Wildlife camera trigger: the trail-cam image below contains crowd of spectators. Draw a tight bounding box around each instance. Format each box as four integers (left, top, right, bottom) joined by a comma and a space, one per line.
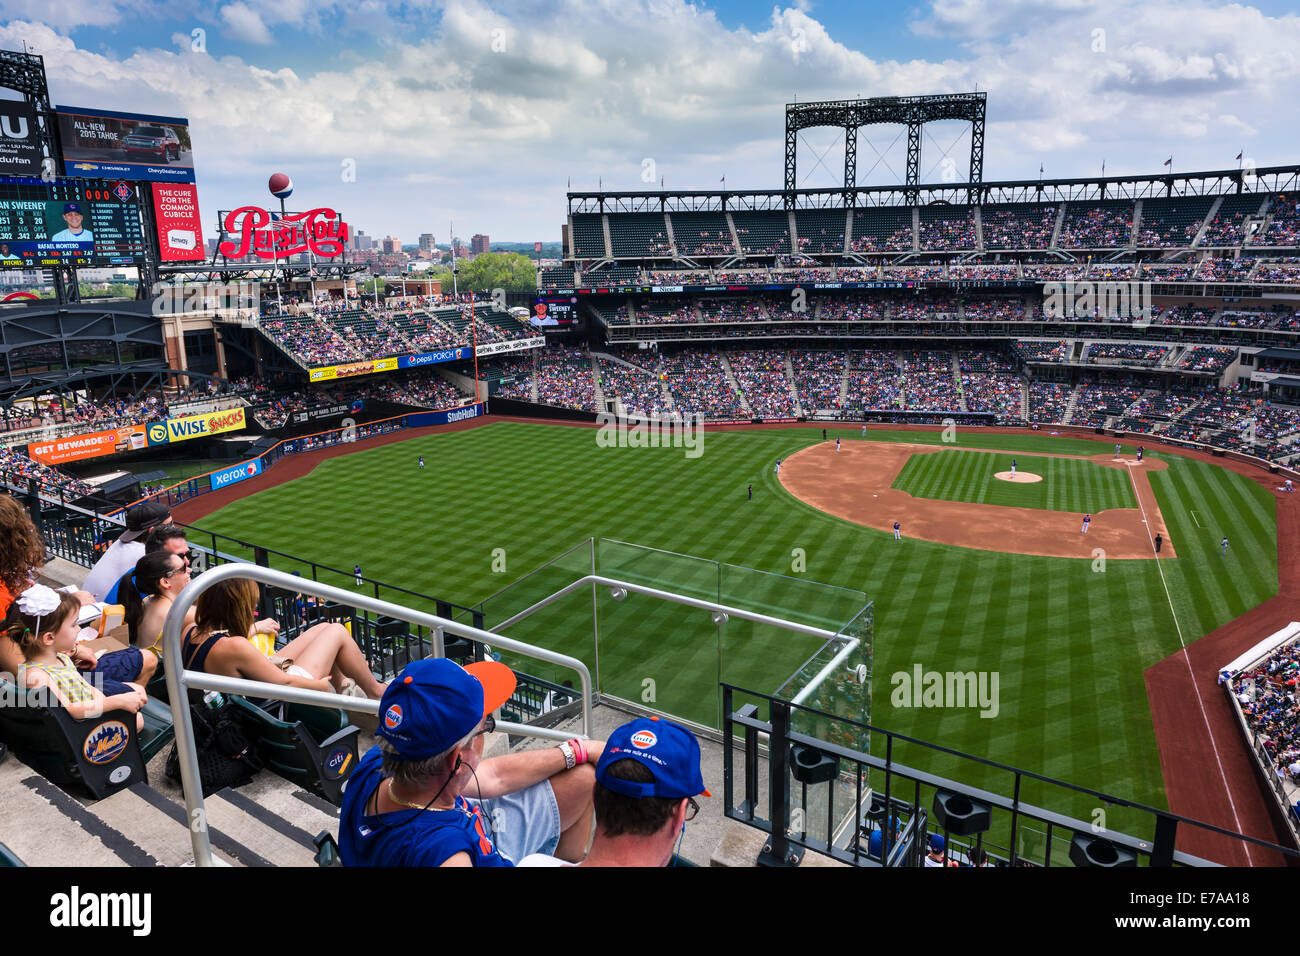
698, 299, 765, 323
1258, 194, 1300, 246
1028, 381, 1072, 421
729, 351, 796, 418
948, 264, 1021, 280
820, 297, 890, 321
1086, 343, 1169, 365
1013, 340, 1069, 363
1254, 260, 1300, 283
981, 206, 1057, 249
1070, 383, 1146, 426
660, 351, 747, 419
534, 348, 596, 411
1180, 346, 1236, 373
260, 302, 531, 367
1059, 204, 1133, 248
0, 448, 97, 497
917, 210, 977, 250
791, 350, 847, 411
596, 359, 667, 418
962, 373, 1023, 419
901, 351, 962, 411
962, 298, 1025, 321
1233, 641, 1300, 781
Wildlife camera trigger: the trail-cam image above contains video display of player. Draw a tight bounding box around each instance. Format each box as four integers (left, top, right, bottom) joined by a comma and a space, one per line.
531, 296, 577, 326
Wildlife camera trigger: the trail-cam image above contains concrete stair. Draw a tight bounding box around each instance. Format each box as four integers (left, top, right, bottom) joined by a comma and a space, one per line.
1192, 196, 1223, 248
719, 354, 753, 417
784, 352, 803, 416
1063, 386, 1081, 424
951, 353, 968, 413
1050, 203, 1066, 249
0, 747, 338, 866
591, 354, 606, 409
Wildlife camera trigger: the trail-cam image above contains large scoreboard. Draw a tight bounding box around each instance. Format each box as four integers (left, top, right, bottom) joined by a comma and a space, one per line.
0, 177, 146, 266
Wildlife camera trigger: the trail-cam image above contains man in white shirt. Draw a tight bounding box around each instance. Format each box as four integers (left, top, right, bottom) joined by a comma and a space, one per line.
518, 717, 708, 867
82, 501, 171, 601
50, 203, 93, 244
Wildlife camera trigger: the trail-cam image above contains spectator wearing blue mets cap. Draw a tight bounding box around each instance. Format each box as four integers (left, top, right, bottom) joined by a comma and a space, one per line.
338, 657, 604, 867
518, 716, 708, 867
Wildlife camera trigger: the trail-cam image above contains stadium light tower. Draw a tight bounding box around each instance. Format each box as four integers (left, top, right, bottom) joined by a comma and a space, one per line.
784, 93, 987, 205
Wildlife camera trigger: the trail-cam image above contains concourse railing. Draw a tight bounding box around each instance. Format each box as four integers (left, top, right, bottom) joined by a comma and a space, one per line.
161, 562, 594, 867
722, 685, 1300, 868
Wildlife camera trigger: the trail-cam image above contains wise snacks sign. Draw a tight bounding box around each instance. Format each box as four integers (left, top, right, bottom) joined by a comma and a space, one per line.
147, 408, 246, 446
218, 206, 349, 260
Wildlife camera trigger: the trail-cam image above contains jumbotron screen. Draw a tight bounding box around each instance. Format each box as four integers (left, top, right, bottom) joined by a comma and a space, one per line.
531, 295, 578, 326
0, 177, 146, 266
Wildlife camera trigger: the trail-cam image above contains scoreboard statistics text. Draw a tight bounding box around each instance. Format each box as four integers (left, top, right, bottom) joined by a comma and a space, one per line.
0, 178, 145, 266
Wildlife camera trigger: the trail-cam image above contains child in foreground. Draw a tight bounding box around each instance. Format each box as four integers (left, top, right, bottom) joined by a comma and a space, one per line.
10, 585, 146, 731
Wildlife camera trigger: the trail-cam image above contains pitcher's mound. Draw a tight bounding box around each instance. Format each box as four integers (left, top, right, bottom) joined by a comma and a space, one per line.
995, 471, 1042, 483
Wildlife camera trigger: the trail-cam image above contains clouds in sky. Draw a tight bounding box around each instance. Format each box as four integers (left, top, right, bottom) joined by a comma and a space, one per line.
3, 0, 1297, 239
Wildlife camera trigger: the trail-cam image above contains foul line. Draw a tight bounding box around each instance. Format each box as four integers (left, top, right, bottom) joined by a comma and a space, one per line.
1190, 510, 1203, 528
1125, 463, 1250, 863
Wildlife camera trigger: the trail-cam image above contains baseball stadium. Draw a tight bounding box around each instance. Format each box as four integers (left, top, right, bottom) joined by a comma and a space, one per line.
0, 18, 1298, 887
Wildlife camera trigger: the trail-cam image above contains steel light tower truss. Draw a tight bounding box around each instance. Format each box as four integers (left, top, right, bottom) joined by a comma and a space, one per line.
784, 93, 986, 205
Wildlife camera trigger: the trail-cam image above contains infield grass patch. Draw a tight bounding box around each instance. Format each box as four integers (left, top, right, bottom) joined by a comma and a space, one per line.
891, 447, 1136, 512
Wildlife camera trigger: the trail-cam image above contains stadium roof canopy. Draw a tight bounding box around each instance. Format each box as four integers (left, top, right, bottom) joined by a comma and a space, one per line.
1255, 347, 1300, 361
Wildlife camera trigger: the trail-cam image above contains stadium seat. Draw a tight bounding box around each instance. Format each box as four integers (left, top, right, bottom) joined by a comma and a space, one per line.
0, 842, 24, 867
0, 676, 173, 800
229, 696, 359, 806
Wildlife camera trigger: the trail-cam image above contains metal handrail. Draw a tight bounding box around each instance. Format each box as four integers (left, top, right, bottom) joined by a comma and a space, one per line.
494, 573, 846, 643
161, 562, 594, 867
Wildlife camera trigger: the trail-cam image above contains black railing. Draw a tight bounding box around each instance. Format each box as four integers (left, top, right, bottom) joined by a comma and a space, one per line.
19, 488, 490, 683
722, 685, 1300, 868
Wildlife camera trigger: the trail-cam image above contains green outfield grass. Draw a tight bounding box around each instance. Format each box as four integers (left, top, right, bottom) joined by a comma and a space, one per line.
892, 448, 1137, 512
194, 423, 1278, 841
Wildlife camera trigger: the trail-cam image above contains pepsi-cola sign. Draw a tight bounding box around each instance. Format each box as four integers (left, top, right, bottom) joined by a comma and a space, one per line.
218, 206, 349, 260
210, 459, 262, 489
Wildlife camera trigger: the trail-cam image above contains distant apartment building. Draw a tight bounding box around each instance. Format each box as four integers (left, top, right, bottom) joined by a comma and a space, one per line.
471, 234, 490, 255
419, 233, 436, 253
382, 235, 402, 254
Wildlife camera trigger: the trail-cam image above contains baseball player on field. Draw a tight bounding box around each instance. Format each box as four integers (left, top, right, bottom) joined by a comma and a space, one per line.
1081, 514, 1091, 534
1011, 458, 1017, 476
893, 521, 901, 541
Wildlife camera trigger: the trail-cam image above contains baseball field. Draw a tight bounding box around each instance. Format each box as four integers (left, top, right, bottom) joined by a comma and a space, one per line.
181, 418, 1280, 847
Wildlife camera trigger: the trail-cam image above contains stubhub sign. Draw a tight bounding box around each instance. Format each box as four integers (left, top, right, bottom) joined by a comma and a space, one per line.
210, 459, 261, 489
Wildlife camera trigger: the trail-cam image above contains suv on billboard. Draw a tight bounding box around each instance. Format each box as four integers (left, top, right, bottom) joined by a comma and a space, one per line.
122, 125, 181, 163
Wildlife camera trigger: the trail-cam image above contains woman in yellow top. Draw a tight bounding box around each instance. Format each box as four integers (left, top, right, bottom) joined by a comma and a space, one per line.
121, 550, 195, 659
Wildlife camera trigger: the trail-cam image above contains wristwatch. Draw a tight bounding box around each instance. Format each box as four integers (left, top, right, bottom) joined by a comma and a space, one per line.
557, 740, 576, 770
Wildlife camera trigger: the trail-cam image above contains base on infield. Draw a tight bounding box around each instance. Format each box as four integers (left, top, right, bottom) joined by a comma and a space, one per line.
994, 471, 1043, 483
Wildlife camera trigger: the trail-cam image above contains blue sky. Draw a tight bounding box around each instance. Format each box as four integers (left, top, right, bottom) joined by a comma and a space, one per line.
4, 0, 1299, 242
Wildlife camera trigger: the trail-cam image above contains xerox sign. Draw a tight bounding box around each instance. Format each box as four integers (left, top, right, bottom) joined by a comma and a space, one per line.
210, 459, 261, 489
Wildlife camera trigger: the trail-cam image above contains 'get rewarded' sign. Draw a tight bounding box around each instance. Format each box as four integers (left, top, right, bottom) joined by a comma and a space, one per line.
148, 407, 246, 446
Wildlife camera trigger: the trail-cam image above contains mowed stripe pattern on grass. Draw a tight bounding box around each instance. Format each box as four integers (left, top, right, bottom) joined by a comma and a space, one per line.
892, 448, 1136, 512
194, 423, 1279, 838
